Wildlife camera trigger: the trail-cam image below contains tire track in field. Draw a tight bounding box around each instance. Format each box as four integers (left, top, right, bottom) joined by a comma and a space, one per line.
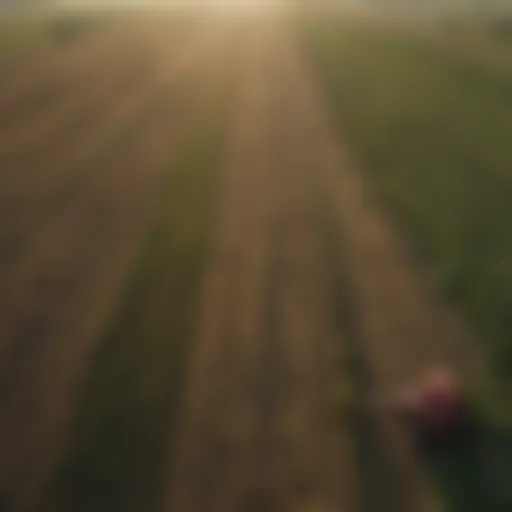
263, 33, 357, 512
0, 23, 234, 512
165, 26, 272, 511
166, 19, 355, 512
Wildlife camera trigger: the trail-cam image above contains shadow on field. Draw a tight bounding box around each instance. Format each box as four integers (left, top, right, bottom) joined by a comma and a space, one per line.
323, 205, 411, 512
425, 417, 512, 512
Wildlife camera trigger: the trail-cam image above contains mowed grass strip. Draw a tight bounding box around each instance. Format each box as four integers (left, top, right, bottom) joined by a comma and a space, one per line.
40, 121, 225, 512
303, 18, 512, 512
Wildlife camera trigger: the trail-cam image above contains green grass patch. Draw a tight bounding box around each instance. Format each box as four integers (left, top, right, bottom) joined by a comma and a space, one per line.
40, 119, 226, 512
303, 18, 512, 391
302, 17, 512, 512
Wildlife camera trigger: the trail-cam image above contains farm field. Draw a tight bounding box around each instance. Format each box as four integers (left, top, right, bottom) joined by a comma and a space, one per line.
0, 6, 511, 512
303, 13, 512, 511
0, 11, 238, 511
304, 15, 512, 404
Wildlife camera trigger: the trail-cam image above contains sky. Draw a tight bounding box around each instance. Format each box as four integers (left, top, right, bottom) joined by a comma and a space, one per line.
54, 0, 512, 8
1, 0, 506, 14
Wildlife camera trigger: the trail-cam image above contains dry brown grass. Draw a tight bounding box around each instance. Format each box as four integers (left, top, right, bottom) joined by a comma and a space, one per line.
0, 18, 230, 511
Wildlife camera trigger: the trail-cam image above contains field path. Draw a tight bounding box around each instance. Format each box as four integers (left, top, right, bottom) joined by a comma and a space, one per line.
166, 18, 356, 512
166, 15, 488, 512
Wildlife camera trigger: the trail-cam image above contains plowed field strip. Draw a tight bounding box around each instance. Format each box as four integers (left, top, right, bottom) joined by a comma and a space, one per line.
0, 23, 232, 512
166, 19, 356, 512
36, 20, 238, 512
0, 27, 221, 276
